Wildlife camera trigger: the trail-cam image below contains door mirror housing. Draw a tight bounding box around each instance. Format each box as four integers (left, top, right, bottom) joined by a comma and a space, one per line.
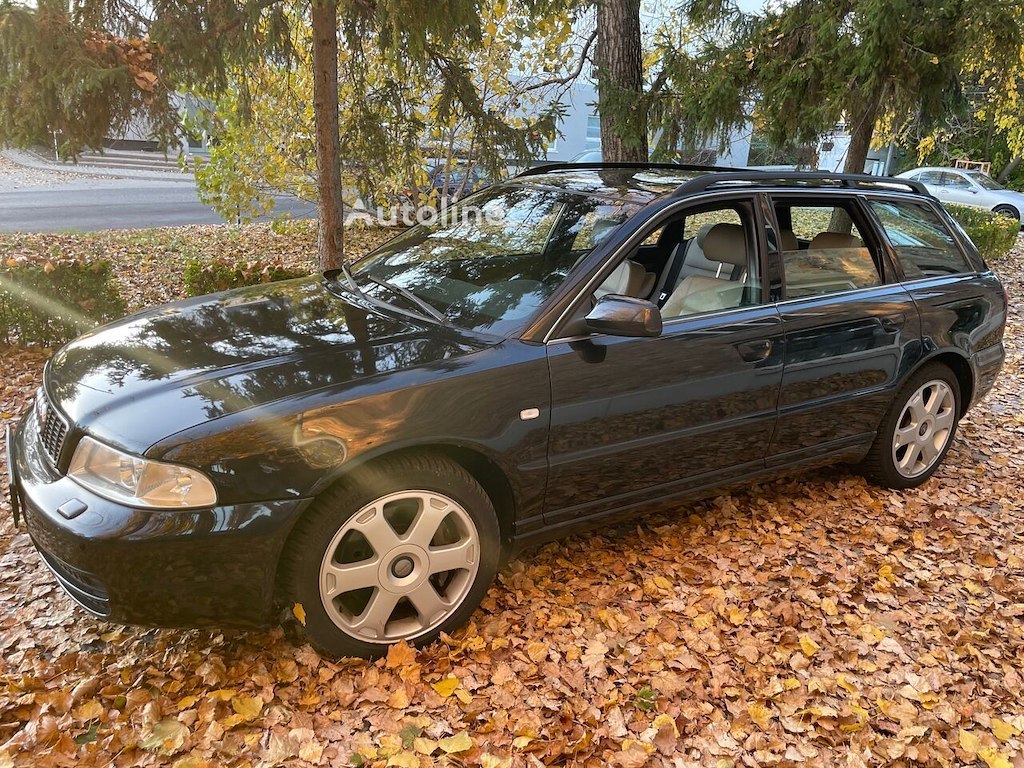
585, 295, 663, 338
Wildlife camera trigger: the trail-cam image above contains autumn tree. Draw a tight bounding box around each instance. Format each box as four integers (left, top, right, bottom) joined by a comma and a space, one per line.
0, 0, 554, 270
648, 0, 1024, 176
189, 0, 581, 222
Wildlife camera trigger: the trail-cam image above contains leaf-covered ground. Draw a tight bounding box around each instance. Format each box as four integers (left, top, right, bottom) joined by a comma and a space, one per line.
1, 229, 1023, 768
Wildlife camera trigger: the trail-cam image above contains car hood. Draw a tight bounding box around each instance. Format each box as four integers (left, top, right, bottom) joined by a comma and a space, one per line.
44, 276, 488, 452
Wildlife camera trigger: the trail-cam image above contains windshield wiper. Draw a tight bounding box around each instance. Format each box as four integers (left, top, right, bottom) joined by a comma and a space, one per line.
365, 275, 448, 325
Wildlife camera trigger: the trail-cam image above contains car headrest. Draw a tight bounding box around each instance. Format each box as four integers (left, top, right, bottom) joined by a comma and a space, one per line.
809, 232, 863, 250
779, 229, 799, 251
702, 223, 748, 267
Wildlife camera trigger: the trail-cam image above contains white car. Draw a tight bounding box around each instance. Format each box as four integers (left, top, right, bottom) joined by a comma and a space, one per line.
897, 166, 1024, 225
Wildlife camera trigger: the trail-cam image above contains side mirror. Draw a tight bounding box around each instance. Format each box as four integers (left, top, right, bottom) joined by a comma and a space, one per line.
585, 295, 663, 338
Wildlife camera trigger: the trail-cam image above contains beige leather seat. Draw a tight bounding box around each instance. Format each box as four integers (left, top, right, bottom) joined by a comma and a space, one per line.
662, 223, 748, 318
780, 229, 799, 251
809, 231, 863, 250
594, 259, 654, 300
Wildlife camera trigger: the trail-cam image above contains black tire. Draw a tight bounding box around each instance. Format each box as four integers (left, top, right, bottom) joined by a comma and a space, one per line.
857, 363, 961, 489
993, 204, 1020, 221
281, 454, 500, 658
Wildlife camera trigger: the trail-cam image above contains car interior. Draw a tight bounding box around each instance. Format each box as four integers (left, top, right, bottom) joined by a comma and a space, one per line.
589, 199, 886, 317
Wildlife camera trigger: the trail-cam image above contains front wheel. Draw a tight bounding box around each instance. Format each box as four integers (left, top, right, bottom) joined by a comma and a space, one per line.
282, 454, 500, 658
858, 364, 961, 489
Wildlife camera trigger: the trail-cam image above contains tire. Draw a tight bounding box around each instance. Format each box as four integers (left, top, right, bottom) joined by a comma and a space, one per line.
993, 204, 1019, 221
281, 454, 500, 658
857, 363, 961, 489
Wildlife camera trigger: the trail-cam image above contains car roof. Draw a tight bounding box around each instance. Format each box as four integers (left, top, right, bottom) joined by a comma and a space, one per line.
513, 163, 929, 204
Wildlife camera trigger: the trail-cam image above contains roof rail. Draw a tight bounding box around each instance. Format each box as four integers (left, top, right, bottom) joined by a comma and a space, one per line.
516, 161, 734, 178
672, 171, 929, 197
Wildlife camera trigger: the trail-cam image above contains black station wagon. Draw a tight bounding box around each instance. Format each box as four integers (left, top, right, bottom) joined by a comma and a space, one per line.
7, 164, 1007, 657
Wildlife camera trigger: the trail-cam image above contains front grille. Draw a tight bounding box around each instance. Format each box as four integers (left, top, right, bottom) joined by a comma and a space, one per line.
34, 388, 68, 468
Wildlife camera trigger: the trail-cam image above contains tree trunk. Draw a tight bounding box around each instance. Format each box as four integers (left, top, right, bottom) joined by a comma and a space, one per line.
842, 97, 880, 175
311, 0, 344, 271
595, 0, 646, 162
997, 157, 1021, 184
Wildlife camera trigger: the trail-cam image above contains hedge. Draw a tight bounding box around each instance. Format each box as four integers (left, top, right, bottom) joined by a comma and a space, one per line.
183, 258, 310, 297
944, 203, 1019, 263
0, 257, 126, 346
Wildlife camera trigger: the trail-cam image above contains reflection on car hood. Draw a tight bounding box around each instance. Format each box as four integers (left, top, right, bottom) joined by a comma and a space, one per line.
44, 276, 486, 451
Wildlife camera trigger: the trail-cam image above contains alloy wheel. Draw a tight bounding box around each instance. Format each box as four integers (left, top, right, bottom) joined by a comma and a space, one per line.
318, 490, 480, 643
891, 379, 956, 478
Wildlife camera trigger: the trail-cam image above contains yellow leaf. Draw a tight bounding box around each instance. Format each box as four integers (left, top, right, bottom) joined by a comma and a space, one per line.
176, 695, 199, 711
959, 729, 981, 755
930, 56, 940, 65
747, 702, 774, 729
207, 689, 237, 701
385, 641, 417, 669
652, 576, 673, 591
799, 636, 820, 657
728, 606, 748, 625
878, 564, 895, 582
413, 737, 438, 754
912, 530, 926, 548
525, 641, 548, 663
991, 718, 1019, 742
74, 699, 104, 721
386, 752, 419, 768
387, 687, 410, 709
292, 602, 306, 625
481, 754, 511, 768
43, 261, 55, 274
693, 612, 715, 630
432, 676, 459, 697
438, 732, 473, 754
231, 695, 263, 721
980, 748, 1012, 768
512, 735, 534, 749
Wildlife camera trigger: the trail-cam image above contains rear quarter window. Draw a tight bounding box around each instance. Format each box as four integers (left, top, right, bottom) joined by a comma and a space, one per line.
868, 200, 974, 278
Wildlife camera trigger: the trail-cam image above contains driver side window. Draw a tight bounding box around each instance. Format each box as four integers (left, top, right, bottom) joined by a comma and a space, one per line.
647, 203, 763, 320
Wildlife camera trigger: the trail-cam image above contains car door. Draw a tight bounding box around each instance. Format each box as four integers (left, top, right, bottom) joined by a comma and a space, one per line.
766, 193, 920, 464
938, 171, 980, 205
542, 195, 784, 528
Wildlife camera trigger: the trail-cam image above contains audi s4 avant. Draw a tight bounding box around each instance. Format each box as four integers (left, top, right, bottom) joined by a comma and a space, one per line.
8, 164, 1007, 657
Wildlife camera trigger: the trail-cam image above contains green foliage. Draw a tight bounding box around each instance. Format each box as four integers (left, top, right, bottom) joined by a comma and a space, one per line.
183, 258, 309, 297
190, 0, 577, 221
945, 203, 1020, 263
0, 1, 178, 156
0, 255, 125, 346
649, 0, 1023, 170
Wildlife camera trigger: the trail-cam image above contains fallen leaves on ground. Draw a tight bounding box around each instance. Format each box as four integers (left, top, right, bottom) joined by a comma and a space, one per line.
0, 234, 1023, 767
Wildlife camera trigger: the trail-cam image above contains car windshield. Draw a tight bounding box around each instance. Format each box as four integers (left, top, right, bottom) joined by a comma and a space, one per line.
346, 185, 642, 335
967, 172, 1003, 191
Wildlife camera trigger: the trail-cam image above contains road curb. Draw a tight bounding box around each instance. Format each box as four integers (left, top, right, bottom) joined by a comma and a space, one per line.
1, 147, 197, 183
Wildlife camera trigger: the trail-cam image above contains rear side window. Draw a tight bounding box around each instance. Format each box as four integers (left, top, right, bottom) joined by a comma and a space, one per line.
775, 202, 883, 299
868, 200, 973, 278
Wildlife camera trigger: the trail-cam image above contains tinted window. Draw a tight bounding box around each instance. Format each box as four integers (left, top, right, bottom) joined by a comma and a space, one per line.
353, 186, 641, 335
917, 171, 944, 185
869, 200, 973, 277
776, 203, 882, 298
968, 172, 1003, 191
941, 172, 972, 189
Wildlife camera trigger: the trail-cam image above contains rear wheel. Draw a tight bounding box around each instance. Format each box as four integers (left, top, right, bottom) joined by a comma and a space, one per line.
858, 363, 961, 488
993, 204, 1019, 221
282, 454, 500, 658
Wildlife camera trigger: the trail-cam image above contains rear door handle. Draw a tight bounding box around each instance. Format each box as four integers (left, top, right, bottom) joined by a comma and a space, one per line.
737, 339, 773, 362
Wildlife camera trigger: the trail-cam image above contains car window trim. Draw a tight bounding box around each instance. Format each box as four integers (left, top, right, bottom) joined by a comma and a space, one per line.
539, 190, 765, 344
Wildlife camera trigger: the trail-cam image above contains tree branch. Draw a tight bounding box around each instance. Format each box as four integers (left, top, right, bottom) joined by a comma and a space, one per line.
520, 28, 597, 94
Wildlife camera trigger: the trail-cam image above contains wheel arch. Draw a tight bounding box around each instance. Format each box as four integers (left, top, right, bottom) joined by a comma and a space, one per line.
910, 350, 974, 416
307, 442, 519, 552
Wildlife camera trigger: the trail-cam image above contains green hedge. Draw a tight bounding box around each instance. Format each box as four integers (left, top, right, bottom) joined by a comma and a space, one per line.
0, 257, 125, 346
183, 259, 310, 297
944, 203, 1019, 263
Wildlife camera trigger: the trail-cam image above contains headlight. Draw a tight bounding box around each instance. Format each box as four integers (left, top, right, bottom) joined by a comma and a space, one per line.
68, 436, 217, 509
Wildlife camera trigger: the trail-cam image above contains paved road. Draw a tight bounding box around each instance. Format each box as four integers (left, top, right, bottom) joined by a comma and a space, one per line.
0, 176, 317, 232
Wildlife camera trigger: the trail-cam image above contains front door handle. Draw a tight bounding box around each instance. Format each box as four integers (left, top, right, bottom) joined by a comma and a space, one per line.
737, 339, 773, 362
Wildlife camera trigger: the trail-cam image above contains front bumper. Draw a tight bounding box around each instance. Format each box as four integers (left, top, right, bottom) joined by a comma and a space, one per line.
8, 411, 311, 627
